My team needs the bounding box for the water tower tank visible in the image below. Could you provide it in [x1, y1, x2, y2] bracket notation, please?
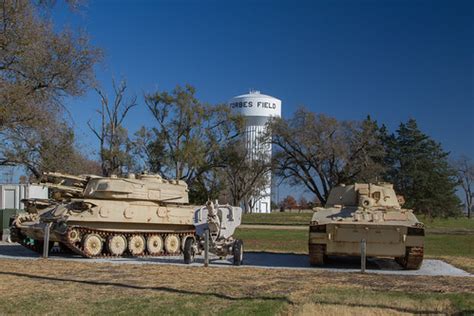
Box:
[229, 90, 282, 213]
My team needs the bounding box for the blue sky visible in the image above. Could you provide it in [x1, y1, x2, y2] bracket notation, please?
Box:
[45, 0, 473, 197]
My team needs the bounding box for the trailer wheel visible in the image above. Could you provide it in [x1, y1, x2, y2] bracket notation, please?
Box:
[233, 239, 244, 266]
[183, 238, 195, 264]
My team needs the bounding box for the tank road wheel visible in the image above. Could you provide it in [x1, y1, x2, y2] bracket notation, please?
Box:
[147, 235, 164, 255]
[107, 235, 127, 256]
[164, 234, 180, 254]
[83, 234, 103, 257]
[309, 244, 326, 266]
[233, 239, 244, 266]
[128, 235, 146, 256]
[183, 238, 195, 264]
[67, 229, 81, 244]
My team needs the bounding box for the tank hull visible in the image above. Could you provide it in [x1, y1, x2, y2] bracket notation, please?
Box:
[12, 222, 195, 258]
[309, 223, 423, 257]
[11, 197, 198, 257]
[308, 183, 425, 270]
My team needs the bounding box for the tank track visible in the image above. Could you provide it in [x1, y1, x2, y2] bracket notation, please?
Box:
[11, 225, 195, 259]
[396, 246, 424, 270]
[309, 243, 326, 266]
[63, 226, 195, 258]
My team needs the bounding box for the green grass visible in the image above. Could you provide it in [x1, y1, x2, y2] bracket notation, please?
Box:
[417, 215, 474, 230]
[242, 212, 313, 226]
[2, 268, 472, 316]
[235, 228, 474, 258]
[425, 234, 474, 258]
[234, 228, 308, 253]
[303, 287, 474, 315]
[0, 291, 285, 315]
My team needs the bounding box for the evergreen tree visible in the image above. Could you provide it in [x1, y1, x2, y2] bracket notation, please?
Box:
[344, 115, 386, 184]
[383, 119, 461, 217]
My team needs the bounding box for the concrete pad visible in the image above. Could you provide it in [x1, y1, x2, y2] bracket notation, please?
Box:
[0, 242, 471, 277]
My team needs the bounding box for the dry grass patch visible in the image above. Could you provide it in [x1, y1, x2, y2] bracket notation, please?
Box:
[295, 287, 460, 315]
[297, 303, 411, 316]
[0, 259, 473, 315]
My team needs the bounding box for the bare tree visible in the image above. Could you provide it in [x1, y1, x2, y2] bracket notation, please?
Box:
[270, 109, 385, 204]
[0, 0, 100, 177]
[0, 0, 100, 130]
[453, 155, 474, 218]
[220, 140, 272, 213]
[136, 84, 242, 202]
[88, 80, 137, 176]
[0, 116, 100, 178]
[298, 196, 308, 210]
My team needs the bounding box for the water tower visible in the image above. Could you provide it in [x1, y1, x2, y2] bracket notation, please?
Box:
[229, 90, 282, 213]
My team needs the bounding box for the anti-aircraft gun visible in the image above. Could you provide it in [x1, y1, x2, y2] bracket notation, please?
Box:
[11, 172, 243, 264]
[308, 183, 424, 270]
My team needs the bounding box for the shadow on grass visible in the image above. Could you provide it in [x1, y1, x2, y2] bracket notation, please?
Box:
[0, 270, 469, 315]
[0, 271, 294, 304]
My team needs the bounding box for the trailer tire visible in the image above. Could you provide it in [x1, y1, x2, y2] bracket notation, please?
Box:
[184, 238, 195, 264]
[233, 239, 243, 266]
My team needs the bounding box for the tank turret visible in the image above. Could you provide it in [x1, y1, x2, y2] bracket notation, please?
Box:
[325, 183, 401, 208]
[83, 174, 189, 204]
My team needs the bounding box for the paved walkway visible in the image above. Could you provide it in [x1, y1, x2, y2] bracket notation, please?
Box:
[0, 242, 471, 277]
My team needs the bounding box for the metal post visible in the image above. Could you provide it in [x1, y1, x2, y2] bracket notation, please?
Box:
[43, 223, 52, 259]
[360, 239, 366, 273]
[204, 228, 209, 267]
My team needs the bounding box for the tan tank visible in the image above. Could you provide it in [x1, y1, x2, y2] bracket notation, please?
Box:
[308, 183, 424, 270]
[10, 172, 244, 263]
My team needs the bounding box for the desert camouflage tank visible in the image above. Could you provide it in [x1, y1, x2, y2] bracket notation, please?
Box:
[11, 172, 243, 263]
[308, 183, 424, 270]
